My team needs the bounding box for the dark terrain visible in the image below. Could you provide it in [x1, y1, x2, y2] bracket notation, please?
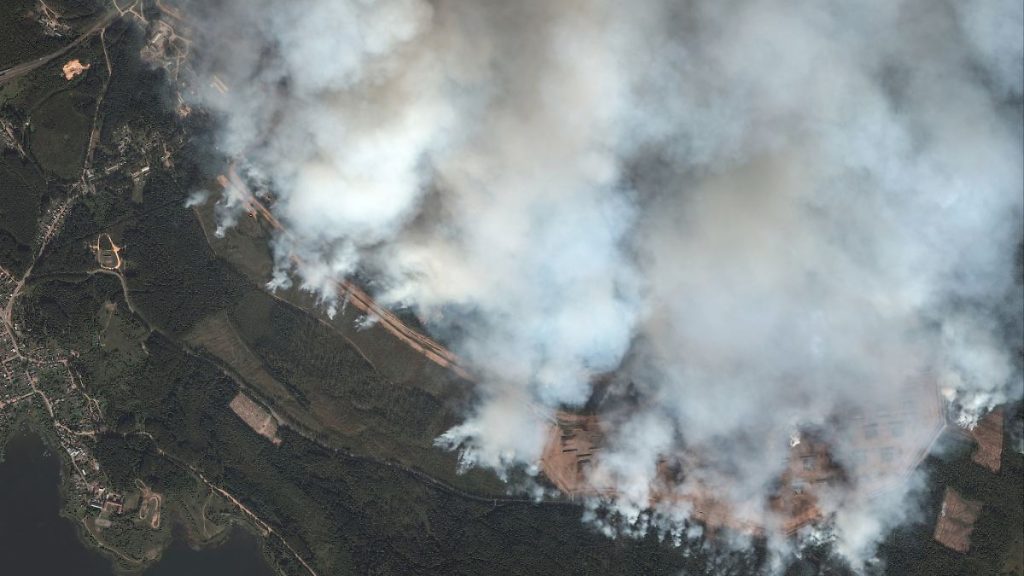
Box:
[0, 2, 1021, 576]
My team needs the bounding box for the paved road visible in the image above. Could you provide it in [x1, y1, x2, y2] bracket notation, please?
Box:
[0, 9, 118, 87]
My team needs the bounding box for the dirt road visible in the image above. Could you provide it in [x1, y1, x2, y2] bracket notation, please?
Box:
[0, 8, 118, 87]
[220, 167, 473, 381]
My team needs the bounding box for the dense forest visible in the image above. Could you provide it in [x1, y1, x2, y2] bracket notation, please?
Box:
[2, 2, 1021, 575]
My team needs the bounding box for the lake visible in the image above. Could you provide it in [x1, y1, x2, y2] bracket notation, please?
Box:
[0, 428, 277, 576]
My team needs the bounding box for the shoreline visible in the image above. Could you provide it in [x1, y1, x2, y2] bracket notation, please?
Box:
[0, 413, 278, 575]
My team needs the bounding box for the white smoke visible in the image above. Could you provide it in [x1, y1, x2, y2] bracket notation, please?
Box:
[183, 189, 209, 208]
[181, 0, 1023, 567]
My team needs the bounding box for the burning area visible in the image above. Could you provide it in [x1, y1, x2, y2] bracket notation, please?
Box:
[171, 0, 1023, 569]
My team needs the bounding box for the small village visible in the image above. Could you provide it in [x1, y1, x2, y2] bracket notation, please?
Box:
[1, 233, 165, 542]
[1, 1, 1021, 575]
[0, 0, 192, 549]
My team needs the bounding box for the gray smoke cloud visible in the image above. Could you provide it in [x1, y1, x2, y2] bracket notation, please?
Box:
[181, 0, 1023, 567]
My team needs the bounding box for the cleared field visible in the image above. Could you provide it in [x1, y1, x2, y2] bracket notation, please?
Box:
[178, 282, 498, 493]
[229, 392, 281, 445]
[29, 88, 95, 179]
[189, 200, 497, 491]
[97, 298, 147, 354]
[192, 196, 469, 394]
[184, 310, 311, 425]
[192, 200, 275, 283]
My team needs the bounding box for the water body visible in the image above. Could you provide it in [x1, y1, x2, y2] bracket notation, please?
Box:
[0, 428, 276, 576]
[143, 531, 275, 576]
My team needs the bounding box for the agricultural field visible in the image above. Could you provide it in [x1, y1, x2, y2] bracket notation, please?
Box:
[3, 11, 686, 571]
[2, 3, 1021, 576]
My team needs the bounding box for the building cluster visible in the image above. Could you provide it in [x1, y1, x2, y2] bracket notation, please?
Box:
[0, 116, 29, 165]
[1, 0, 196, 550]
[2, 266, 110, 529]
[139, 14, 192, 84]
[88, 483, 126, 516]
[32, 1, 72, 38]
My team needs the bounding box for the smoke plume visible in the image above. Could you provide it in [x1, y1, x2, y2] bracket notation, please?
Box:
[181, 0, 1023, 566]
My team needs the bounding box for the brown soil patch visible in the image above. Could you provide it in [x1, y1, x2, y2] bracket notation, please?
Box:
[539, 413, 613, 497]
[91, 233, 122, 270]
[62, 59, 90, 80]
[971, 409, 1004, 473]
[539, 375, 946, 536]
[230, 392, 282, 445]
[934, 487, 982, 553]
[135, 479, 164, 530]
